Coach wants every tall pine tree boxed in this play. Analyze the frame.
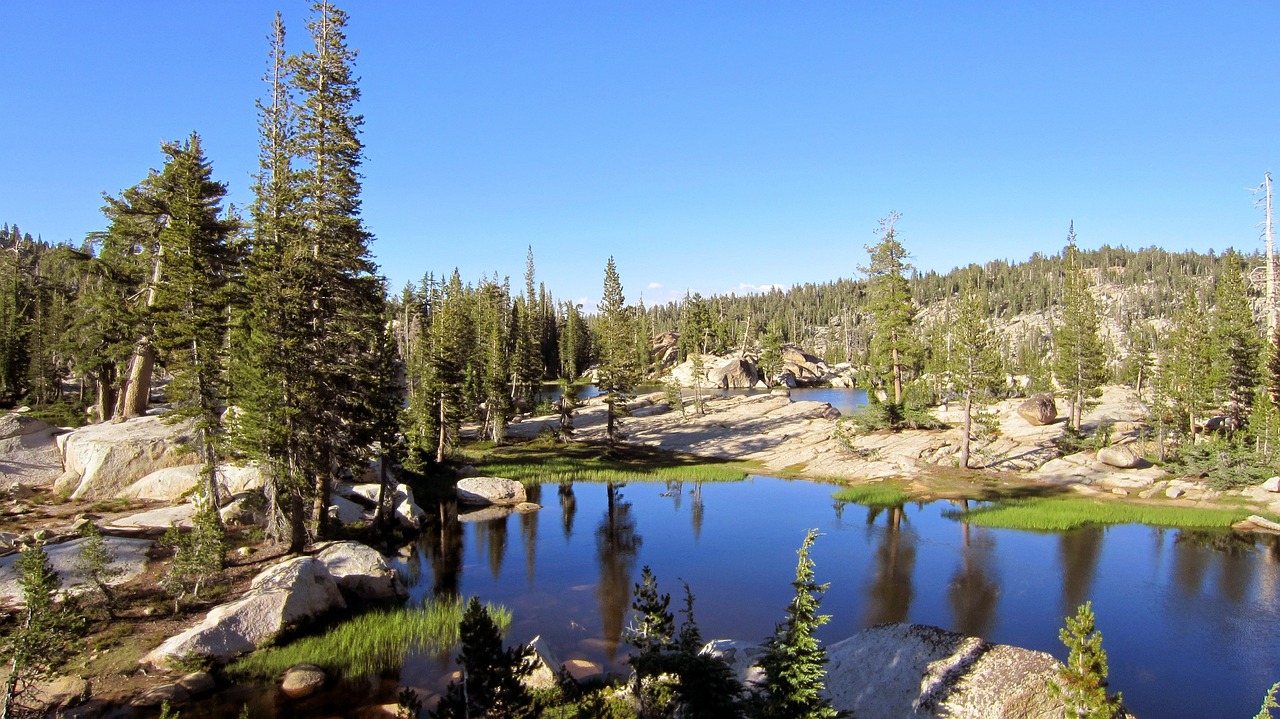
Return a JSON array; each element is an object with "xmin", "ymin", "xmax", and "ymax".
[
  {"xmin": 596, "ymin": 258, "xmax": 640, "ymax": 444},
  {"xmin": 1052, "ymin": 225, "xmax": 1107, "ymax": 431},
  {"xmin": 861, "ymin": 213, "xmax": 915, "ymax": 405}
]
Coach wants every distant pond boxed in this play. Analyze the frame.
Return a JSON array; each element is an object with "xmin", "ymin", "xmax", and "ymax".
[
  {"xmin": 537, "ymin": 383, "xmax": 870, "ymax": 415},
  {"xmin": 189, "ymin": 476, "xmax": 1280, "ymax": 719}
]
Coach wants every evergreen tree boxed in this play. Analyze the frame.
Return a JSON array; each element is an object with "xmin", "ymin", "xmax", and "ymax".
[
  {"xmin": 2, "ymin": 544, "xmax": 83, "ymax": 719},
  {"xmin": 432, "ymin": 597, "xmax": 535, "ymax": 719},
  {"xmin": 948, "ymin": 280, "xmax": 1001, "ymax": 469},
  {"xmin": 861, "ymin": 213, "xmax": 915, "ymax": 405},
  {"xmin": 597, "ymin": 258, "xmax": 640, "ymax": 444},
  {"xmin": 1048, "ymin": 601, "xmax": 1123, "ymax": 719},
  {"xmin": 233, "ymin": 10, "xmax": 312, "ymax": 551},
  {"xmin": 1156, "ymin": 287, "xmax": 1214, "ymax": 442},
  {"xmin": 750, "ymin": 529, "xmax": 837, "ymax": 719},
  {"xmin": 73, "ymin": 522, "xmax": 123, "ymax": 615},
  {"xmin": 1211, "ymin": 250, "xmax": 1261, "ymax": 433},
  {"xmin": 628, "ymin": 566, "xmax": 676, "ymax": 719},
  {"xmin": 1052, "ymin": 226, "xmax": 1107, "ymax": 431},
  {"xmin": 150, "ymin": 132, "xmax": 237, "ymax": 512}
]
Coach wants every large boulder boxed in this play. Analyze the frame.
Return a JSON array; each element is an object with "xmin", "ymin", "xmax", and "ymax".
[
  {"xmin": 59, "ymin": 415, "xmax": 199, "ymax": 501},
  {"xmin": 0, "ymin": 414, "xmax": 65, "ymax": 488},
  {"xmin": 1016, "ymin": 395, "xmax": 1057, "ymax": 427},
  {"xmin": 116, "ymin": 461, "xmax": 267, "ymax": 502},
  {"xmin": 457, "ymin": 477, "xmax": 527, "ymax": 506},
  {"xmin": 708, "ymin": 358, "xmax": 759, "ymax": 389},
  {"xmin": 651, "ymin": 332, "xmax": 681, "ymax": 368},
  {"xmin": 823, "ymin": 624, "xmax": 1071, "ymax": 719},
  {"xmin": 315, "ymin": 541, "xmax": 405, "ymax": 600},
  {"xmin": 340, "ymin": 483, "xmax": 426, "ymax": 529},
  {"xmin": 142, "ymin": 556, "xmax": 346, "ymax": 668},
  {"xmin": 1097, "ymin": 444, "xmax": 1142, "ymax": 469}
]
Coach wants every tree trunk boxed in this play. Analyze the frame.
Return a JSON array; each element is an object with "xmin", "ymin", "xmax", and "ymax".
[
  {"xmin": 961, "ymin": 393, "xmax": 973, "ymax": 469},
  {"xmin": 891, "ymin": 344, "xmax": 903, "ymax": 405},
  {"xmin": 95, "ymin": 373, "xmax": 117, "ymax": 423},
  {"xmin": 120, "ymin": 339, "xmax": 155, "ymax": 418},
  {"xmin": 436, "ymin": 394, "xmax": 447, "ymax": 464},
  {"xmin": 605, "ymin": 397, "xmax": 617, "ymax": 444}
]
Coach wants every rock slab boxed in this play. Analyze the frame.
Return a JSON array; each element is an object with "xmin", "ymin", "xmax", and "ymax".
[
  {"xmin": 456, "ymin": 477, "xmax": 527, "ymax": 506},
  {"xmin": 60, "ymin": 415, "xmax": 199, "ymax": 501},
  {"xmin": 1097, "ymin": 444, "xmax": 1141, "ymax": 469}
]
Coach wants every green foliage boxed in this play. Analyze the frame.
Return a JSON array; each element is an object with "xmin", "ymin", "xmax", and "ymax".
[
  {"xmin": 397, "ymin": 687, "xmax": 424, "ymax": 719},
  {"xmin": 1049, "ymin": 601, "xmax": 1122, "ymax": 719},
  {"xmin": 749, "ymin": 529, "xmax": 837, "ymax": 719},
  {"xmin": 433, "ymin": 597, "xmax": 536, "ymax": 719},
  {"xmin": 228, "ymin": 596, "xmax": 511, "ymax": 680},
  {"xmin": 1159, "ymin": 437, "xmax": 1276, "ymax": 490},
  {"xmin": 626, "ymin": 570, "xmax": 742, "ymax": 719},
  {"xmin": 3, "ymin": 544, "xmax": 85, "ymax": 718},
  {"xmin": 158, "ymin": 700, "xmax": 181, "ymax": 719},
  {"xmin": 160, "ymin": 499, "xmax": 225, "ymax": 611},
  {"xmin": 1052, "ymin": 228, "xmax": 1108, "ymax": 431},
  {"xmin": 861, "ymin": 213, "xmax": 916, "ymax": 405},
  {"xmin": 1211, "ymin": 250, "xmax": 1262, "ymax": 432},
  {"xmin": 73, "ymin": 522, "xmax": 123, "ymax": 612},
  {"xmin": 942, "ymin": 496, "xmax": 1252, "ymax": 532},
  {"xmin": 832, "ymin": 483, "xmax": 913, "ymax": 508},
  {"xmin": 1255, "ymin": 681, "xmax": 1280, "ymax": 719},
  {"xmin": 462, "ymin": 443, "xmax": 749, "ymax": 484},
  {"xmin": 596, "ymin": 258, "xmax": 643, "ymax": 444},
  {"xmin": 843, "ymin": 395, "xmax": 943, "ymax": 433}
]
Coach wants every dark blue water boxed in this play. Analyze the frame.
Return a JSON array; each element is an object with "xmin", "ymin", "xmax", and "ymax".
[{"xmin": 401, "ymin": 477, "xmax": 1280, "ymax": 719}]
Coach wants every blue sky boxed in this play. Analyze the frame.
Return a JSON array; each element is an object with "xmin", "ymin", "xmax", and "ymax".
[{"xmin": 3, "ymin": 2, "xmax": 1278, "ymax": 309}]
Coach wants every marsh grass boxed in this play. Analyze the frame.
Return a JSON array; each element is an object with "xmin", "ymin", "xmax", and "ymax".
[
  {"xmin": 832, "ymin": 483, "xmax": 915, "ymax": 507},
  {"xmin": 226, "ymin": 597, "xmax": 511, "ymax": 680},
  {"xmin": 459, "ymin": 442, "xmax": 749, "ymax": 484},
  {"xmin": 942, "ymin": 496, "xmax": 1257, "ymax": 532}
]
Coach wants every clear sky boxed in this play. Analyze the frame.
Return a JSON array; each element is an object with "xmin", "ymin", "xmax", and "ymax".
[{"xmin": 3, "ymin": 2, "xmax": 1278, "ymax": 309}]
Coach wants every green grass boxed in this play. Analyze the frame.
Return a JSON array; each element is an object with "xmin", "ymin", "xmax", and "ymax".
[
  {"xmin": 941, "ymin": 496, "xmax": 1259, "ymax": 532},
  {"xmin": 458, "ymin": 442, "xmax": 750, "ymax": 485},
  {"xmin": 225, "ymin": 596, "xmax": 510, "ymax": 680},
  {"xmin": 832, "ymin": 483, "xmax": 915, "ymax": 507}
]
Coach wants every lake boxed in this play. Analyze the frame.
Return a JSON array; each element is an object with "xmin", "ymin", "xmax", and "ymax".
[
  {"xmin": 188, "ymin": 474, "xmax": 1280, "ymax": 718},
  {"xmin": 538, "ymin": 383, "xmax": 870, "ymax": 416}
]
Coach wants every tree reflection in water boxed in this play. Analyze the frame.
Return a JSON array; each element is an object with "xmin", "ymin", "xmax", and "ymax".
[
  {"xmin": 522, "ymin": 484, "xmax": 541, "ymax": 589},
  {"xmin": 864, "ymin": 504, "xmax": 916, "ymax": 626},
  {"xmin": 595, "ymin": 482, "xmax": 642, "ymax": 663},
  {"xmin": 1059, "ymin": 526, "xmax": 1103, "ymax": 618},
  {"xmin": 948, "ymin": 500, "xmax": 999, "ymax": 637},
  {"xmin": 559, "ymin": 482, "xmax": 577, "ymax": 540}
]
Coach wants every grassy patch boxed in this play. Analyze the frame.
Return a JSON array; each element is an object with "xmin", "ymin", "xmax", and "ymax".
[
  {"xmin": 457, "ymin": 442, "xmax": 749, "ymax": 485},
  {"xmin": 225, "ymin": 596, "xmax": 510, "ymax": 680},
  {"xmin": 832, "ymin": 483, "xmax": 915, "ymax": 507},
  {"xmin": 942, "ymin": 496, "xmax": 1257, "ymax": 532}
]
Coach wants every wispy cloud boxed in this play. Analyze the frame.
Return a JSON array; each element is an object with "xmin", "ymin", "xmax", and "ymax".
[
  {"xmin": 734, "ymin": 282, "xmax": 787, "ymax": 294},
  {"xmin": 647, "ymin": 281, "xmax": 663, "ymax": 289}
]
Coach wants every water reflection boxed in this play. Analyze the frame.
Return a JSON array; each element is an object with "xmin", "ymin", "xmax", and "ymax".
[
  {"xmin": 559, "ymin": 482, "xmax": 577, "ymax": 540},
  {"xmin": 420, "ymin": 499, "xmax": 462, "ymax": 596},
  {"xmin": 864, "ymin": 505, "xmax": 916, "ymax": 626},
  {"xmin": 522, "ymin": 484, "xmax": 541, "ymax": 589},
  {"xmin": 691, "ymin": 483, "xmax": 705, "ymax": 540},
  {"xmin": 1059, "ymin": 527, "xmax": 1103, "ymax": 617},
  {"xmin": 948, "ymin": 501, "xmax": 999, "ymax": 637},
  {"xmin": 595, "ymin": 483, "xmax": 642, "ymax": 662}
]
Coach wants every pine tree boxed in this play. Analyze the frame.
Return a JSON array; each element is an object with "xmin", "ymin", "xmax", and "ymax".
[
  {"xmin": 1157, "ymin": 287, "xmax": 1214, "ymax": 442},
  {"xmin": 1052, "ymin": 226, "xmax": 1107, "ymax": 431},
  {"xmin": 150, "ymin": 132, "xmax": 237, "ymax": 513},
  {"xmin": 2, "ymin": 544, "xmax": 83, "ymax": 719},
  {"xmin": 1049, "ymin": 601, "xmax": 1123, "ymax": 719},
  {"xmin": 628, "ymin": 566, "xmax": 675, "ymax": 719},
  {"xmin": 861, "ymin": 213, "xmax": 915, "ymax": 405},
  {"xmin": 1211, "ymin": 250, "xmax": 1261, "ymax": 433},
  {"xmin": 233, "ymin": 10, "xmax": 312, "ymax": 551},
  {"xmin": 948, "ymin": 280, "xmax": 1001, "ymax": 469},
  {"xmin": 432, "ymin": 597, "xmax": 535, "ymax": 719},
  {"xmin": 750, "ymin": 529, "xmax": 837, "ymax": 719},
  {"xmin": 73, "ymin": 522, "xmax": 124, "ymax": 615},
  {"xmin": 597, "ymin": 258, "xmax": 640, "ymax": 444}
]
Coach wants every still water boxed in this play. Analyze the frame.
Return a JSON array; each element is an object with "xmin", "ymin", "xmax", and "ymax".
[
  {"xmin": 191, "ymin": 476, "xmax": 1280, "ymax": 718},
  {"xmin": 537, "ymin": 383, "xmax": 870, "ymax": 416}
]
